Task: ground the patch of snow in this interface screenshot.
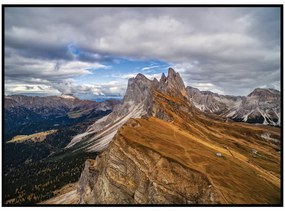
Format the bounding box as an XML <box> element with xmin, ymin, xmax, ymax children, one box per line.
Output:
<box><xmin>60</xmin><ymin>94</ymin><xmax>75</xmax><ymax>99</ymax></box>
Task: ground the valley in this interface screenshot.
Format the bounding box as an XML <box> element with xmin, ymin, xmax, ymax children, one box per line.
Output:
<box><xmin>3</xmin><ymin>95</ymin><xmax>120</xmax><ymax>205</ymax></box>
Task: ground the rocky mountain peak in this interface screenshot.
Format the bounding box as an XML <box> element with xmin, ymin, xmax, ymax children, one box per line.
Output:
<box><xmin>167</xmin><ymin>67</ymin><xmax>176</xmax><ymax>77</ymax></box>
<box><xmin>158</xmin><ymin>68</ymin><xmax>187</xmax><ymax>97</ymax></box>
<box><xmin>160</xmin><ymin>73</ymin><xmax>166</xmax><ymax>83</ymax></box>
<box><xmin>152</xmin><ymin>77</ymin><xmax>159</xmax><ymax>84</ymax></box>
<box><xmin>186</xmin><ymin>86</ymin><xmax>280</xmax><ymax>126</ymax></box>
<box><xmin>67</xmin><ymin>73</ymin><xmax>154</xmax><ymax>152</ymax></box>
<box><xmin>135</xmin><ymin>73</ymin><xmax>148</xmax><ymax>80</ymax></box>
<box><xmin>66</xmin><ymin>68</ymin><xmax>189</xmax><ymax>152</ymax></box>
<box><xmin>248</xmin><ymin>88</ymin><xmax>280</xmax><ymax>98</ymax></box>
<box><xmin>152</xmin><ymin>77</ymin><xmax>159</xmax><ymax>89</ymax></box>
<box><xmin>123</xmin><ymin>74</ymin><xmax>152</xmax><ymax>103</ymax></box>
<box><xmin>186</xmin><ymin>86</ymin><xmax>200</xmax><ymax>93</ymax></box>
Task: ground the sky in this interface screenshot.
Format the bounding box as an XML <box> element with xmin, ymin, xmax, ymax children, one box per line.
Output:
<box><xmin>4</xmin><ymin>7</ymin><xmax>281</xmax><ymax>98</ymax></box>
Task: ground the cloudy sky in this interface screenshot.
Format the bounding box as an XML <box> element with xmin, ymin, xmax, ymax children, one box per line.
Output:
<box><xmin>5</xmin><ymin>7</ymin><xmax>281</xmax><ymax>98</ymax></box>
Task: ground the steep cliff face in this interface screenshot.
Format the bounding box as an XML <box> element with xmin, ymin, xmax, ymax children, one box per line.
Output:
<box><xmin>77</xmin><ymin>116</ymin><xmax>280</xmax><ymax>204</ymax></box>
<box><xmin>78</xmin><ymin>125</ymin><xmax>221</xmax><ymax>204</ymax></box>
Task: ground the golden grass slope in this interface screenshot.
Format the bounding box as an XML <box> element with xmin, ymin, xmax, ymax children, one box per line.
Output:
<box><xmin>118</xmin><ymin>116</ymin><xmax>280</xmax><ymax>204</ymax></box>
<box><xmin>115</xmin><ymin>90</ymin><xmax>281</xmax><ymax>204</ymax></box>
<box><xmin>7</xmin><ymin>129</ymin><xmax>57</xmax><ymax>143</ymax></box>
<box><xmin>41</xmin><ymin>88</ymin><xmax>280</xmax><ymax>205</ymax></box>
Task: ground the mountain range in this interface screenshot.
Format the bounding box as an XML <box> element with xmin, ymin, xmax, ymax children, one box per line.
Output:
<box><xmin>4</xmin><ymin>94</ymin><xmax>119</xmax><ymax>141</ymax></box>
<box><xmin>186</xmin><ymin>87</ymin><xmax>280</xmax><ymax>126</ymax></box>
<box><xmin>3</xmin><ymin>68</ymin><xmax>281</xmax><ymax>205</ymax></box>
<box><xmin>41</xmin><ymin>68</ymin><xmax>281</xmax><ymax>205</ymax></box>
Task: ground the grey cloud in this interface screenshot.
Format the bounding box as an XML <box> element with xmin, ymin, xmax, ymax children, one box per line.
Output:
<box><xmin>4</xmin><ymin>7</ymin><xmax>281</xmax><ymax>96</ymax></box>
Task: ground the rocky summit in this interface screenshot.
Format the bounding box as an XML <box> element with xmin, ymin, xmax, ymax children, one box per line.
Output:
<box><xmin>54</xmin><ymin>68</ymin><xmax>281</xmax><ymax>205</ymax></box>
<box><xmin>65</xmin><ymin>68</ymin><xmax>188</xmax><ymax>152</ymax></box>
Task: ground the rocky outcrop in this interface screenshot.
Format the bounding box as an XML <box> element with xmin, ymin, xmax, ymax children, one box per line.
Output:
<box><xmin>158</xmin><ymin>68</ymin><xmax>187</xmax><ymax>97</ymax></box>
<box><xmin>77</xmin><ymin>133</ymin><xmax>220</xmax><ymax>204</ymax></box>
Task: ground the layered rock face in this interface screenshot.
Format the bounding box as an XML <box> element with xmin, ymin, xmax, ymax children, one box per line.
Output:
<box><xmin>78</xmin><ymin>134</ymin><xmax>220</xmax><ymax>204</ymax></box>
<box><xmin>186</xmin><ymin>86</ymin><xmax>280</xmax><ymax>126</ymax></box>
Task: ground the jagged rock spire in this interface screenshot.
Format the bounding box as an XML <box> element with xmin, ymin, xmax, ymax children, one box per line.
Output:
<box><xmin>160</xmin><ymin>73</ymin><xmax>167</xmax><ymax>83</ymax></box>
<box><xmin>158</xmin><ymin>68</ymin><xmax>187</xmax><ymax>97</ymax></box>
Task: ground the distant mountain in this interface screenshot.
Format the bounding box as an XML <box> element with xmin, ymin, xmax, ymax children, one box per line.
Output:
<box><xmin>5</xmin><ymin>94</ymin><xmax>118</xmax><ymax>115</ymax></box>
<box><xmin>4</xmin><ymin>95</ymin><xmax>120</xmax><ymax>141</ymax></box>
<box><xmin>60</xmin><ymin>68</ymin><xmax>280</xmax><ymax>204</ymax></box>
<box><xmin>186</xmin><ymin>87</ymin><xmax>280</xmax><ymax>126</ymax></box>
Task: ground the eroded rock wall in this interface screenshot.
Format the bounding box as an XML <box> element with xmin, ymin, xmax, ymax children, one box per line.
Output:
<box><xmin>78</xmin><ymin>134</ymin><xmax>221</xmax><ymax>204</ymax></box>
